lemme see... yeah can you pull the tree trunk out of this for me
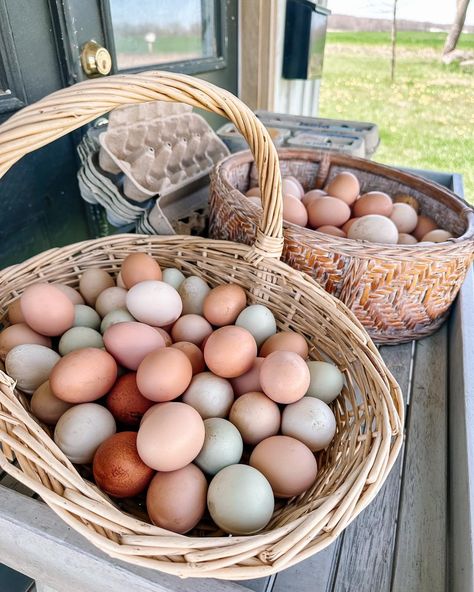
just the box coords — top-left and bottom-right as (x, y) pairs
(390, 0), (398, 82)
(443, 0), (470, 55)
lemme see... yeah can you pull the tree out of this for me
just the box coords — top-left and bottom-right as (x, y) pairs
(443, 0), (471, 55)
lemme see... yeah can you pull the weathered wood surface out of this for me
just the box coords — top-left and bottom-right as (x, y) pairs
(391, 326), (448, 592)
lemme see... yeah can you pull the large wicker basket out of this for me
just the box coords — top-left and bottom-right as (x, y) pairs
(210, 149), (474, 344)
(0, 73), (403, 579)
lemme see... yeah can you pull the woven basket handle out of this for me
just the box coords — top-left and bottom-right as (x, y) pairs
(0, 71), (283, 261)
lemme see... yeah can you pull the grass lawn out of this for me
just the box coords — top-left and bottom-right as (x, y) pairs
(318, 31), (474, 201)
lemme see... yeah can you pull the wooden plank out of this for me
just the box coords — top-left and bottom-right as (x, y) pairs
(329, 342), (413, 592)
(391, 325), (447, 592)
(0, 485), (255, 592)
(448, 270), (474, 592)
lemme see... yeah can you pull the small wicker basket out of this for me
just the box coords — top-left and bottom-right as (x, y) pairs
(0, 73), (403, 579)
(210, 149), (474, 344)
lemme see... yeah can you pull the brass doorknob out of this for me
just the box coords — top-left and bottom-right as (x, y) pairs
(81, 41), (112, 77)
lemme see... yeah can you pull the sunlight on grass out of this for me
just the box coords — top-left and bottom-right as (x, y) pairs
(319, 31), (474, 201)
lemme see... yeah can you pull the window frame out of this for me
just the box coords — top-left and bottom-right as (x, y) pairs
(0, 0), (27, 115)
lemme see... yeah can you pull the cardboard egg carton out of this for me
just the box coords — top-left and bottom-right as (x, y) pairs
(98, 103), (229, 202)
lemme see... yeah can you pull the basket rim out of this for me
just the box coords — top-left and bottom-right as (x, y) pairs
(214, 148), (474, 249)
(0, 233), (404, 579)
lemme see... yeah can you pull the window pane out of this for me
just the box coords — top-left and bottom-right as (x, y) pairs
(109, 0), (217, 71)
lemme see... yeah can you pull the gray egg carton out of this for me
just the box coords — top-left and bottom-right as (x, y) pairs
(286, 131), (365, 158)
(99, 105), (229, 202)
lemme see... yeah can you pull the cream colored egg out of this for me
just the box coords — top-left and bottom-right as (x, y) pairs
(100, 309), (135, 334)
(73, 304), (101, 330)
(95, 287), (127, 318)
(58, 327), (104, 356)
(421, 229), (453, 243)
(5, 344), (60, 394)
(207, 464), (274, 534)
(282, 397), (336, 451)
(348, 215), (398, 244)
(178, 276), (211, 316)
(398, 233), (418, 245)
(306, 361), (344, 404)
(194, 418), (243, 475)
(182, 372), (234, 419)
(54, 403), (116, 464)
(127, 280), (182, 326)
(235, 304), (276, 347)
(31, 381), (74, 425)
(79, 269), (115, 306)
(389, 203), (418, 233)
(162, 268), (186, 291)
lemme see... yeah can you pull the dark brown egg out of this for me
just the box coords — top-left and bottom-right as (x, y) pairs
(105, 372), (154, 426)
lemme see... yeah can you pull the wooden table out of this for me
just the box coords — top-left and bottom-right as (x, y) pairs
(1, 268), (472, 592)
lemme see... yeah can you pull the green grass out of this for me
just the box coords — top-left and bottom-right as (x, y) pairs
(319, 31), (474, 201)
(114, 33), (201, 56)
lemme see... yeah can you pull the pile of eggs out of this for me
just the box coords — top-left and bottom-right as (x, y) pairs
(246, 172), (454, 245)
(0, 254), (345, 536)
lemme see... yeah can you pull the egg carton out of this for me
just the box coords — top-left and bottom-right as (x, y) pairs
(217, 122), (290, 153)
(286, 132), (365, 158)
(99, 109), (229, 202)
(77, 118), (211, 236)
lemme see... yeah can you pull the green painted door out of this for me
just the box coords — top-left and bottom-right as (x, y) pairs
(0, 0), (238, 269)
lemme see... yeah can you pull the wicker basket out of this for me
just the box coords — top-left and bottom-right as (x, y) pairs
(0, 72), (403, 579)
(210, 149), (474, 344)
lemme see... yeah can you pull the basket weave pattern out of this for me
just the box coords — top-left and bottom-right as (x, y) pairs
(0, 73), (403, 579)
(210, 150), (474, 343)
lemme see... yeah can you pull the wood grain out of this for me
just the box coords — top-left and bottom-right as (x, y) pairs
(391, 326), (448, 592)
(330, 342), (414, 592)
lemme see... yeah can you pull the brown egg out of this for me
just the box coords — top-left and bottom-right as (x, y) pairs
(105, 372), (154, 426)
(389, 203), (418, 233)
(30, 380), (74, 425)
(394, 193), (420, 213)
(203, 284), (247, 326)
(93, 432), (154, 498)
(95, 287), (127, 318)
(154, 327), (172, 346)
(204, 326), (257, 378)
(79, 269), (115, 306)
(170, 314), (213, 346)
(53, 284), (85, 305)
(316, 225), (347, 238)
(283, 194), (308, 226)
(353, 192), (393, 218)
(137, 348), (193, 402)
(342, 217), (360, 234)
(302, 190), (326, 208)
(260, 351), (310, 404)
(137, 402), (205, 471)
(282, 178), (303, 199)
(50, 348), (117, 403)
(260, 331), (308, 359)
(170, 341), (205, 374)
(230, 357), (264, 396)
(307, 196), (351, 229)
(121, 253), (162, 288)
(249, 435), (317, 498)
(421, 229), (453, 243)
(398, 233), (418, 245)
(246, 187), (261, 197)
(413, 215), (437, 240)
(229, 391), (280, 445)
(103, 322), (165, 370)
(7, 299), (25, 324)
(146, 464), (207, 533)
(325, 172), (360, 205)
(21, 283), (75, 336)
(285, 176), (305, 198)
(0, 323), (52, 360)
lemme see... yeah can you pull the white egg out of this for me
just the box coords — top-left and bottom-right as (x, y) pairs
(73, 304), (101, 330)
(194, 418), (243, 475)
(421, 229), (453, 243)
(54, 403), (116, 464)
(100, 308), (135, 334)
(348, 215), (398, 244)
(58, 327), (104, 356)
(306, 361), (344, 403)
(235, 304), (277, 347)
(182, 372), (234, 419)
(178, 276), (211, 315)
(389, 203), (418, 233)
(282, 396), (336, 451)
(126, 280), (182, 326)
(5, 344), (60, 394)
(207, 464), (274, 534)
(162, 268), (186, 291)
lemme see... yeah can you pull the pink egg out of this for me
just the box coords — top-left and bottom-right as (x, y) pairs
(307, 196), (351, 229)
(283, 194), (308, 227)
(103, 322), (166, 370)
(282, 178), (303, 199)
(302, 190), (326, 208)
